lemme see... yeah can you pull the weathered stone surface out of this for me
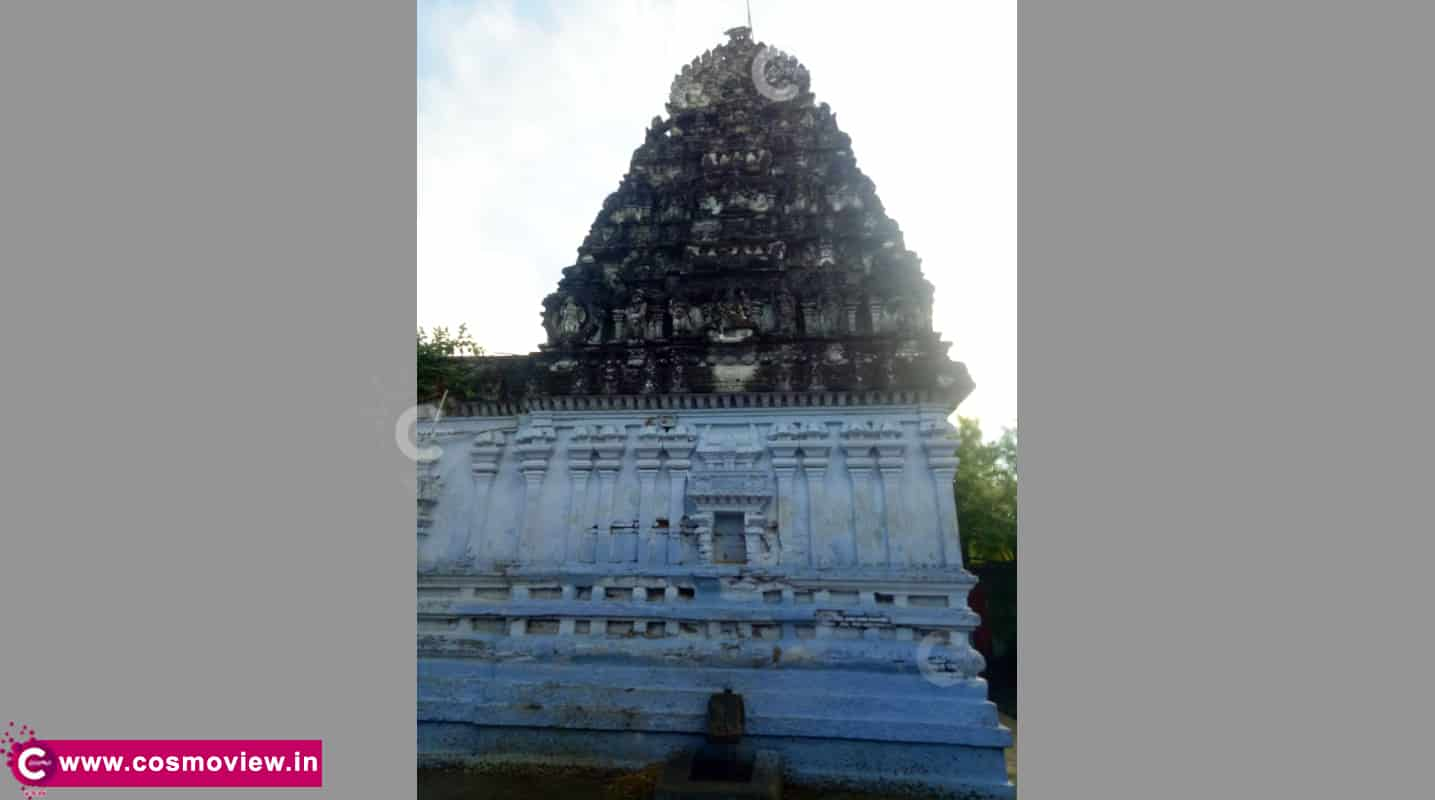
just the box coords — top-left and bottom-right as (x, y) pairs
(441, 27), (972, 412)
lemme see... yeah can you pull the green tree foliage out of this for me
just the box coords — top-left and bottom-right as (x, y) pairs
(953, 417), (1018, 564)
(417, 325), (482, 403)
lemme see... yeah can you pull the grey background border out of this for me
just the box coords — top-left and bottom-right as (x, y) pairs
(0, 1), (1429, 798)
(1, 3), (414, 799)
(1022, 1), (1429, 797)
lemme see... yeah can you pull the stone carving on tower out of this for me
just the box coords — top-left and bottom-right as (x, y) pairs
(518, 26), (971, 406)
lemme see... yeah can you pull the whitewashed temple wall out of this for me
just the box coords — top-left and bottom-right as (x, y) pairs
(416, 402), (1009, 796)
(416, 404), (966, 575)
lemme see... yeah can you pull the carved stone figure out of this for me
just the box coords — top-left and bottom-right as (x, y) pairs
(600, 360), (620, 395)
(776, 358), (794, 391)
(669, 356), (688, 393)
(627, 293), (649, 342)
(776, 288), (796, 334)
(558, 297), (586, 339)
(587, 309), (606, 344)
(646, 303), (666, 341)
(669, 298), (693, 335)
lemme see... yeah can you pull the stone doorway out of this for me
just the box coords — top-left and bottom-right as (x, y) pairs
(712, 511), (748, 564)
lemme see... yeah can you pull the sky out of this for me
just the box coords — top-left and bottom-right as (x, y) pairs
(418, 0), (1015, 434)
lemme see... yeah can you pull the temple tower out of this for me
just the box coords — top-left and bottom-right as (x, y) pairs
(417, 27), (1012, 798)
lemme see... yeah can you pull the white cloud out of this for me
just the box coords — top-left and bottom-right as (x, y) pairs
(418, 0), (1015, 433)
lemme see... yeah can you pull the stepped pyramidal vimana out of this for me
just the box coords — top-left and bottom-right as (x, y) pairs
(417, 26), (1013, 798)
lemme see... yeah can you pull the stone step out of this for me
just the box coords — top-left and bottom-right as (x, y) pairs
(422, 658), (994, 696)
(422, 676), (999, 725)
(417, 698), (1010, 747)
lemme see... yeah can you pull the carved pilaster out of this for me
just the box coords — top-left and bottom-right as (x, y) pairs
(767, 421), (805, 567)
(590, 425), (627, 563)
(514, 424), (556, 563)
(417, 449), (441, 540)
(921, 418), (964, 568)
(611, 309), (628, 342)
(635, 424), (664, 565)
(745, 510), (776, 568)
(692, 511), (715, 563)
(801, 302), (819, 337)
(799, 427), (835, 568)
(875, 423), (909, 566)
(841, 421), (884, 567)
(661, 424), (697, 564)
(567, 426), (596, 564)
(453, 430), (505, 564)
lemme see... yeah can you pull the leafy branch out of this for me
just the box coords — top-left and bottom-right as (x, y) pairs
(417, 324), (483, 404)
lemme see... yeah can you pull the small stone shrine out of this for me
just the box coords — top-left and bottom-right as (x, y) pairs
(417, 27), (1012, 797)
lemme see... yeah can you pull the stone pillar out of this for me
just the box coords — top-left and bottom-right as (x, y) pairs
(800, 432), (835, 568)
(744, 511), (772, 567)
(592, 426), (626, 564)
(566, 427), (595, 564)
(921, 418), (964, 568)
(661, 425), (697, 565)
(767, 426), (801, 567)
(635, 425), (663, 565)
(801, 302), (820, 336)
(876, 424), (909, 566)
(692, 511), (715, 563)
(514, 424), (555, 563)
(452, 430), (504, 564)
(841, 424), (883, 567)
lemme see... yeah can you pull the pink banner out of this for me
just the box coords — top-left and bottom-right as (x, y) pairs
(7, 739), (322, 788)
